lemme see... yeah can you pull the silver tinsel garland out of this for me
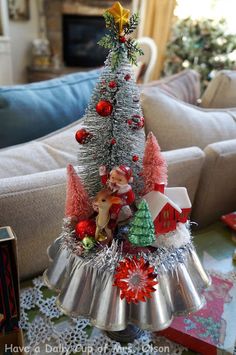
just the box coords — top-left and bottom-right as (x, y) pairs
(76, 51), (145, 197)
(60, 231), (193, 275)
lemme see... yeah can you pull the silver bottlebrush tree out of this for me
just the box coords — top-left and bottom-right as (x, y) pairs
(75, 11), (145, 197)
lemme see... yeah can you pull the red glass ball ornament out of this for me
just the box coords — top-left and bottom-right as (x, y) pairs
(132, 155), (139, 162)
(124, 74), (131, 81)
(108, 81), (117, 89)
(75, 219), (96, 240)
(96, 100), (113, 117)
(119, 36), (126, 43)
(75, 128), (92, 144)
(110, 138), (116, 145)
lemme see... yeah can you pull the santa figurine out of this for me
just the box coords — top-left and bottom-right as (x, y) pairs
(99, 165), (135, 222)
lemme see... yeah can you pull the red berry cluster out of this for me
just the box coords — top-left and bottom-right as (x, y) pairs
(124, 74), (131, 81)
(109, 81), (117, 89)
(110, 138), (116, 145)
(132, 155), (139, 162)
(119, 36), (126, 43)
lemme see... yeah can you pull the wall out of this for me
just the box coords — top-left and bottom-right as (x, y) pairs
(9, 1), (40, 83)
(0, 8), (2, 35)
(0, 0), (12, 85)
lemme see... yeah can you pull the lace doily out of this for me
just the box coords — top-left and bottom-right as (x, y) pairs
(20, 276), (187, 355)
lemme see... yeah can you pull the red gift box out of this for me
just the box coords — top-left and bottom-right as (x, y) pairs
(158, 274), (236, 355)
(221, 212), (236, 232)
(0, 226), (24, 354)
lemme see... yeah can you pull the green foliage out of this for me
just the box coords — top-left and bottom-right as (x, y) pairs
(111, 49), (125, 71)
(104, 12), (118, 35)
(98, 11), (144, 71)
(97, 34), (114, 49)
(163, 17), (236, 92)
(97, 13), (118, 51)
(126, 38), (144, 66)
(124, 13), (140, 35)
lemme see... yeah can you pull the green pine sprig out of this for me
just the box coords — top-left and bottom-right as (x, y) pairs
(126, 38), (144, 65)
(124, 13), (140, 35)
(97, 12), (119, 50)
(98, 11), (144, 71)
(111, 49), (125, 71)
(104, 11), (118, 35)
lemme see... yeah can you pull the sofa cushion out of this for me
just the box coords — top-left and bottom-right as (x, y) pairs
(0, 69), (101, 149)
(0, 147), (205, 280)
(0, 168), (67, 280)
(142, 87), (236, 151)
(140, 69), (201, 105)
(0, 119), (83, 179)
(201, 70), (236, 108)
(191, 139), (236, 228)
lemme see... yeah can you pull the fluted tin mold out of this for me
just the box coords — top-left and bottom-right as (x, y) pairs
(44, 237), (210, 331)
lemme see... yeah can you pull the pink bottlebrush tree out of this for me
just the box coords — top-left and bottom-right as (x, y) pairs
(142, 132), (168, 194)
(65, 164), (93, 220)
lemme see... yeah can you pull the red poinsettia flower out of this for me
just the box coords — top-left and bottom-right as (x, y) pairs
(113, 256), (158, 304)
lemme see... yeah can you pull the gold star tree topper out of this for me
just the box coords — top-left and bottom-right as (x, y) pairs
(107, 2), (130, 34)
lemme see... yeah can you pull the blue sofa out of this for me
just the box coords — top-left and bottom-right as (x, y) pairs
(0, 69), (101, 148)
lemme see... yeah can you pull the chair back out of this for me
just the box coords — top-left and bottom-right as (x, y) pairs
(136, 37), (158, 83)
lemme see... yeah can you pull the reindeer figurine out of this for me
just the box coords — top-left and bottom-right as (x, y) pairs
(93, 189), (122, 244)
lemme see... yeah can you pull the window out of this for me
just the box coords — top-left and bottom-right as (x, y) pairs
(175, 0), (236, 33)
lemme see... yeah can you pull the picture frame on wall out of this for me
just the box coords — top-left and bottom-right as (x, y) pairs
(8, 0), (30, 21)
